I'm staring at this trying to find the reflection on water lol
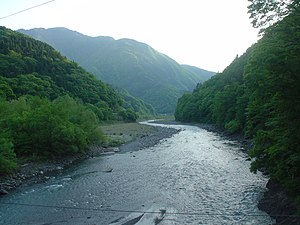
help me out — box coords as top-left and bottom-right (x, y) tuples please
(0, 122), (273, 225)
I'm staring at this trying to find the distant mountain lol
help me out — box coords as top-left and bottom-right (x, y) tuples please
(181, 65), (215, 83)
(0, 26), (150, 173)
(115, 87), (155, 118)
(0, 26), (120, 112)
(19, 28), (215, 113)
(0, 26), (154, 121)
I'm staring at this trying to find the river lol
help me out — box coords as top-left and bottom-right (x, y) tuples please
(0, 122), (274, 225)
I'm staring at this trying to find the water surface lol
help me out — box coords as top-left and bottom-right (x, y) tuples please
(0, 122), (273, 224)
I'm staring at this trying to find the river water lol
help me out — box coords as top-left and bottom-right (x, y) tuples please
(0, 122), (273, 225)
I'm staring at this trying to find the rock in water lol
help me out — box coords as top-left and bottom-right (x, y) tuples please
(0, 189), (9, 195)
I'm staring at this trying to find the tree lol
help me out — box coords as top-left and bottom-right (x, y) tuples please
(248, 0), (300, 31)
(118, 108), (138, 122)
(174, 1), (300, 204)
(0, 132), (16, 175)
(0, 95), (105, 159)
(0, 100), (17, 175)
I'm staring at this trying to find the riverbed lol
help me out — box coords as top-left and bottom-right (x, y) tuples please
(0, 122), (273, 224)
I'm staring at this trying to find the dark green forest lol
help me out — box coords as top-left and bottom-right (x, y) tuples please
(175, 8), (300, 203)
(0, 27), (141, 174)
(114, 87), (155, 119)
(18, 28), (215, 114)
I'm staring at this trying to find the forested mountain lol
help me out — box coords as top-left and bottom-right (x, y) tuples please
(175, 10), (300, 203)
(0, 26), (141, 174)
(181, 65), (215, 83)
(114, 87), (155, 118)
(0, 27), (121, 109)
(18, 28), (215, 113)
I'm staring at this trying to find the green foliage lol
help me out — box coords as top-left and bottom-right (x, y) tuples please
(0, 77), (15, 100)
(175, 93), (199, 122)
(224, 120), (241, 134)
(248, 0), (300, 31)
(115, 87), (155, 118)
(18, 27), (215, 113)
(142, 84), (186, 114)
(175, 11), (300, 199)
(175, 50), (252, 132)
(0, 96), (104, 160)
(0, 27), (128, 174)
(0, 26), (122, 114)
(0, 130), (17, 175)
(118, 108), (139, 122)
(246, 11), (300, 195)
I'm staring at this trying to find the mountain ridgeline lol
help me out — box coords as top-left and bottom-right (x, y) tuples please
(175, 11), (300, 202)
(18, 28), (215, 114)
(0, 26), (144, 174)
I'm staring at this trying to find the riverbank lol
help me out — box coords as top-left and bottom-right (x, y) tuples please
(0, 122), (179, 196)
(258, 180), (300, 225)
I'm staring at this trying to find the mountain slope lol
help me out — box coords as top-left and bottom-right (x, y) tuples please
(0, 26), (120, 111)
(181, 65), (215, 83)
(19, 27), (215, 113)
(0, 26), (127, 171)
(1, 26), (153, 119)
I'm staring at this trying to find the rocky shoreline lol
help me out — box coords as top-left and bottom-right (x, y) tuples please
(0, 149), (101, 196)
(0, 123), (179, 197)
(119, 125), (180, 153)
(258, 180), (300, 225)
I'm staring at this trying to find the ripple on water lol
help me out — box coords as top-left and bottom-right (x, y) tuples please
(0, 123), (273, 225)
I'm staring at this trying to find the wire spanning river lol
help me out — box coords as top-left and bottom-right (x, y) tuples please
(0, 122), (273, 224)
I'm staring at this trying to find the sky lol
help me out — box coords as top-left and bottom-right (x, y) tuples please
(0, 0), (259, 72)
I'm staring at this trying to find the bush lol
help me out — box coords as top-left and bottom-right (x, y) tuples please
(118, 108), (138, 122)
(0, 131), (16, 175)
(0, 95), (105, 159)
(225, 120), (241, 134)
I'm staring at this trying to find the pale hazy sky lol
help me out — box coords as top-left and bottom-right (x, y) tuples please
(0, 0), (259, 72)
